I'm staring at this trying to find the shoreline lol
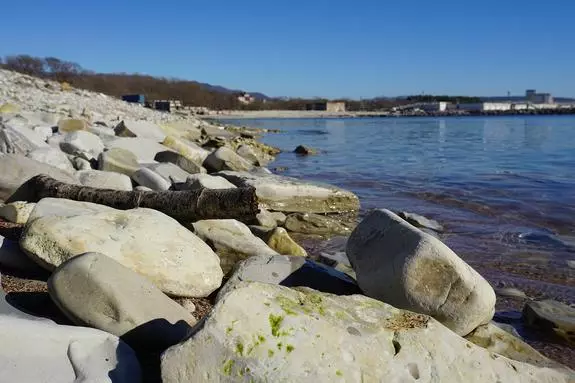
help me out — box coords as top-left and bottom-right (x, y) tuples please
(207, 108), (575, 119)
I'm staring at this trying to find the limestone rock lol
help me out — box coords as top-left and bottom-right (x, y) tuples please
(161, 136), (210, 165)
(266, 227), (307, 257)
(398, 211), (444, 232)
(0, 103), (20, 114)
(217, 255), (360, 301)
(0, 118), (49, 154)
(465, 322), (563, 369)
(255, 208), (278, 228)
(33, 125), (54, 141)
(523, 300), (575, 344)
(88, 124), (116, 138)
(155, 150), (207, 174)
(0, 201), (36, 224)
(114, 119), (167, 142)
(0, 315), (141, 383)
(57, 118), (88, 133)
(21, 199), (223, 297)
(193, 219), (279, 274)
(161, 282), (573, 383)
(77, 169), (133, 191)
(98, 147), (139, 176)
(0, 154), (78, 200)
(236, 144), (261, 166)
(72, 156), (93, 170)
(346, 209), (496, 336)
(49, 252), (196, 348)
(285, 212), (351, 236)
(103, 137), (171, 163)
(132, 167), (171, 191)
(183, 174), (236, 190)
(146, 162), (192, 184)
(60, 131), (105, 161)
(270, 211), (287, 226)
(160, 121), (202, 142)
(27, 147), (75, 172)
(203, 147), (254, 173)
(217, 171), (360, 214)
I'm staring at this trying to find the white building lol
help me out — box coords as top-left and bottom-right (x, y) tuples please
(457, 102), (513, 112)
(526, 89), (554, 104)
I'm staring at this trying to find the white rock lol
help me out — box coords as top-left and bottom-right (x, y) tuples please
(146, 162), (192, 184)
(184, 174), (237, 190)
(346, 209), (496, 336)
(77, 169), (133, 191)
(162, 136), (210, 165)
(98, 147), (139, 176)
(0, 117), (49, 154)
(0, 315), (140, 383)
(193, 219), (279, 274)
(49, 252), (196, 347)
(256, 208), (277, 228)
(21, 198), (223, 297)
(27, 147), (75, 172)
(72, 156), (93, 170)
(0, 201), (36, 224)
(132, 167), (171, 191)
(0, 154), (78, 200)
(155, 150), (207, 174)
(236, 145), (261, 165)
(203, 146), (254, 173)
(217, 171), (360, 214)
(104, 137), (172, 163)
(114, 120), (167, 142)
(161, 282), (573, 383)
(88, 124), (116, 137)
(60, 131), (105, 161)
(32, 125), (54, 141)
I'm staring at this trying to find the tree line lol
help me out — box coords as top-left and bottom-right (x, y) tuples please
(0, 54), (481, 111)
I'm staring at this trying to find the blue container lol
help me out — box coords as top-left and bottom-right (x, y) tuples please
(122, 94), (145, 104)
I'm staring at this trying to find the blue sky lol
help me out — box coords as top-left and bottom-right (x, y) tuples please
(2, 0), (574, 99)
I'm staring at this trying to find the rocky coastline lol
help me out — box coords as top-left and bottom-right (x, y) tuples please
(0, 68), (574, 382)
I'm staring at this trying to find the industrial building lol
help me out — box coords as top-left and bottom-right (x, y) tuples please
(306, 101), (346, 112)
(525, 89), (553, 104)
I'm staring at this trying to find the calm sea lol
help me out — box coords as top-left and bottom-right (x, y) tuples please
(224, 116), (575, 305)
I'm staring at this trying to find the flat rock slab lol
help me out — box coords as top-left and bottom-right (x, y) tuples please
(49, 252), (196, 349)
(203, 147), (254, 173)
(27, 147), (76, 173)
(59, 131), (105, 161)
(523, 300), (575, 344)
(0, 154), (78, 201)
(146, 162), (192, 184)
(103, 137), (172, 163)
(132, 167), (171, 191)
(98, 147), (140, 176)
(346, 209), (495, 336)
(183, 174), (236, 190)
(162, 136), (210, 165)
(0, 315), (141, 382)
(161, 282), (573, 383)
(217, 254), (361, 301)
(216, 171), (360, 214)
(21, 198), (223, 297)
(154, 150), (207, 175)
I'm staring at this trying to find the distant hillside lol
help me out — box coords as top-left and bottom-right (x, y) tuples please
(195, 82), (269, 100)
(0, 54), (266, 109)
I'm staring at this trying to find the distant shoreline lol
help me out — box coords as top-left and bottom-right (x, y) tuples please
(207, 108), (575, 120)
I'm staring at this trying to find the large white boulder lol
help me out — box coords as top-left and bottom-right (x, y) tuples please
(60, 130), (105, 161)
(0, 154), (78, 200)
(203, 147), (254, 173)
(161, 282), (573, 383)
(132, 167), (171, 191)
(21, 198), (223, 297)
(27, 147), (76, 172)
(217, 171), (360, 214)
(77, 169), (133, 191)
(114, 119), (167, 142)
(193, 219), (279, 274)
(346, 209), (496, 336)
(146, 162), (192, 184)
(103, 137), (172, 163)
(98, 147), (139, 176)
(154, 150), (207, 174)
(0, 116), (49, 154)
(161, 136), (210, 166)
(49, 252), (196, 348)
(0, 315), (141, 383)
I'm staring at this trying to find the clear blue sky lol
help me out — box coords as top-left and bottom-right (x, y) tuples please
(2, 0), (574, 99)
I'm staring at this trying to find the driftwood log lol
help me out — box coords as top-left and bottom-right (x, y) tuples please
(7, 174), (259, 222)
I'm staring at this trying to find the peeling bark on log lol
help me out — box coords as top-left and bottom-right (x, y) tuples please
(7, 174), (259, 222)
